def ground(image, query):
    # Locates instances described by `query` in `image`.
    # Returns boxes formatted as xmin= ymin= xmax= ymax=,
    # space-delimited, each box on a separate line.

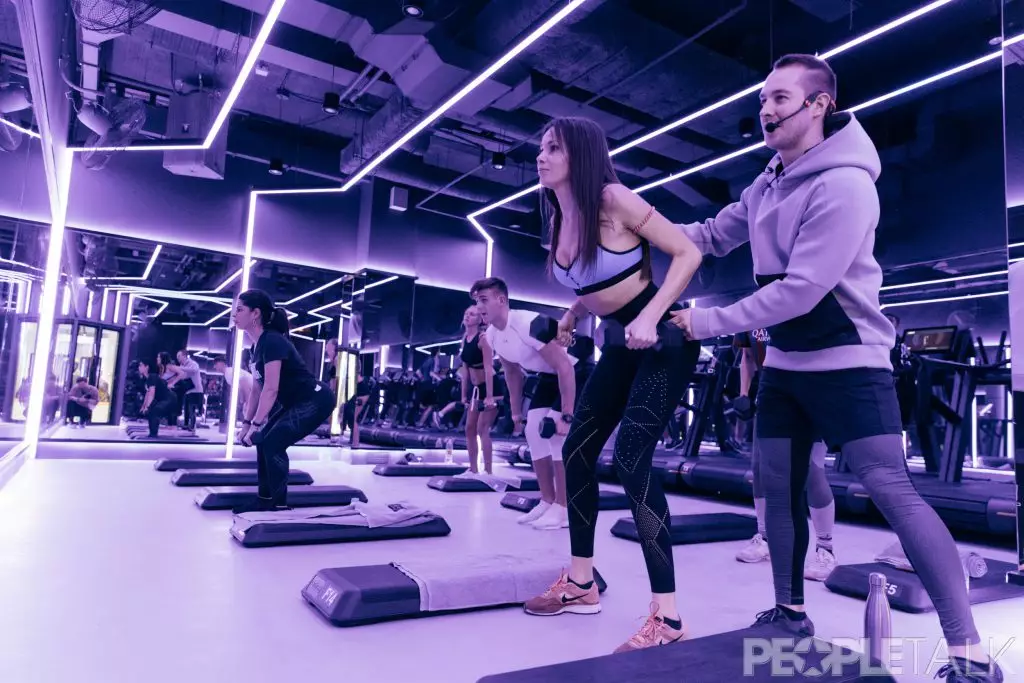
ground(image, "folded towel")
xmin=393 ymin=554 xmax=564 ymax=612
xmin=453 ymin=471 xmax=522 ymax=492
xmin=875 ymin=542 xmax=988 ymax=579
xmin=232 ymin=501 xmax=436 ymax=534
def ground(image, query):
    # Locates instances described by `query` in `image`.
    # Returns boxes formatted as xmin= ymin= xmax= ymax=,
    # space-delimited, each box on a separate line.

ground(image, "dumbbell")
xmin=727 ymin=395 xmax=756 ymax=421
xmin=599 ymin=319 xmax=688 ymax=351
xmin=540 ymin=417 xmax=556 ymax=439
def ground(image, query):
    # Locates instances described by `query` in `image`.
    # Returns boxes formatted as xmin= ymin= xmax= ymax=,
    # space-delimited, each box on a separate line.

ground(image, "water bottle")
xmin=864 ymin=572 xmax=892 ymax=669
xmin=445 ymin=438 xmax=454 ymax=464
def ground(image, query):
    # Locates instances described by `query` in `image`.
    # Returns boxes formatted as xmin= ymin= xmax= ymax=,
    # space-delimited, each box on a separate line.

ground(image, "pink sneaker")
xmin=613 ymin=602 xmax=687 ymax=654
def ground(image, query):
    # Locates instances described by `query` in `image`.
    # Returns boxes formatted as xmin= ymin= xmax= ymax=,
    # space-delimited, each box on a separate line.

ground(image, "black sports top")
xmin=460 ymin=334 xmax=484 ymax=370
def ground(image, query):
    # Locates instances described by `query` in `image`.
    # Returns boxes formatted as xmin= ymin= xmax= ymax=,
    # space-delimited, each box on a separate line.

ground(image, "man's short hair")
xmin=75 ymin=376 xmax=87 ymax=384
xmin=773 ymin=53 xmax=837 ymax=106
xmin=470 ymin=277 xmax=509 ymax=300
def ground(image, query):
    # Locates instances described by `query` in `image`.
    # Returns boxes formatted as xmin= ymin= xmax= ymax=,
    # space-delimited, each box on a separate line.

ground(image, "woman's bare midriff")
xmin=578 ymin=270 xmax=650 ymax=318
xmin=466 ymin=367 xmax=486 ymax=388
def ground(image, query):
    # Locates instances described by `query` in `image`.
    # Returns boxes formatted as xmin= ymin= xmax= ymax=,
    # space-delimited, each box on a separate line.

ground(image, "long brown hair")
xmin=541 ymin=116 xmax=651 ymax=281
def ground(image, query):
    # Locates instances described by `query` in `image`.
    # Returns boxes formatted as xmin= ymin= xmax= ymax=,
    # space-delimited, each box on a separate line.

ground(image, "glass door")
xmin=94 ymin=328 xmax=119 ymax=424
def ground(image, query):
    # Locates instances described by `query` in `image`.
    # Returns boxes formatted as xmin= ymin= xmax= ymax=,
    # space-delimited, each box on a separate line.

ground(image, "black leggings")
xmin=256 ymin=384 xmax=336 ymax=505
xmin=563 ymin=323 xmax=700 ymax=594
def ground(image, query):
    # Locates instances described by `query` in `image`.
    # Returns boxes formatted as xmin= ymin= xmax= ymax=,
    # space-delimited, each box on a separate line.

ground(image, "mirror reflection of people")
xmin=157 ymin=352 xmax=183 ymax=429
xmin=232 ymin=289 xmax=337 ymax=514
xmin=213 ymin=356 xmax=253 ymax=422
xmin=173 ymin=350 xmax=205 ymax=433
xmin=66 ymin=377 xmax=99 ymax=428
xmin=138 ymin=360 xmax=177 ymax=439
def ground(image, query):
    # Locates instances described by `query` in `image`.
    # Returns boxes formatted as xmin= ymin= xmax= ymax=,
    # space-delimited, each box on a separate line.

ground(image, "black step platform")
xmin=373 ymin=463 xmax=468 ymax=477
xmin=171 ymin=468 xmax=313 ymax=487
xmin=232 ymin=515 xmax=450 ymax=548
xmin=825 ymin=560 xmax=1024 ymax=613
xmin=427 ymin=476 xmax=540 ymax=493
xmin=155 ymin=457 xmax=258 ymax=472
xmin=303 ymin=564 xmax=607 ymax=627
xmin=611 ymin=512 xmax=756 ymax=545
xmin=477 ymin=626 xmax=895 ymax=682
xmin=501 ymin=490 xmax=630 ymax=512
xmin=194 ymin=485 xmax=367 ymax=510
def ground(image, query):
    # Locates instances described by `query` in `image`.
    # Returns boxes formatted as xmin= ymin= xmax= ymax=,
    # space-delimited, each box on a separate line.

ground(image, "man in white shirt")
xmin=214 ymin=356 xmax=253 ymax=426
xmin=473 ymin=277 xmax=578 ymax=530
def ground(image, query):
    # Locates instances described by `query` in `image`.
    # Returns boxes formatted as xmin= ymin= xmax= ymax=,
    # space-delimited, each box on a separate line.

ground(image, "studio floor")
xmin=0 ymin=444 xmax=1020 ymax=683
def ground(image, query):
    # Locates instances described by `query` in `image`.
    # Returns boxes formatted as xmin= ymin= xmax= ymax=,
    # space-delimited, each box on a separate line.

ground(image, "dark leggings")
xmin=146 ymin=398 xmax=177 ymax=437
xmin=758 ymin=367 xmax=979 ymax=646
xmin=563 ymin=341 xmax=700 ymax=594
xmin=256 ymin=384 xmax=336 ymax=505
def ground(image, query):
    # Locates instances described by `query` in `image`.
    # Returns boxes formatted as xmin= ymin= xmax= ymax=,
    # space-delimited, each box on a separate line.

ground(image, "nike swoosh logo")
xmin=560 ymin=593 xmax=586 ymax=603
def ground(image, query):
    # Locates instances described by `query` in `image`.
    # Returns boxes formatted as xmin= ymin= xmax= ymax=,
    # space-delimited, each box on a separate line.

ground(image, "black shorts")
xmin=755 ymin=367 xmax=902 ymax=450
xmin=471 ymin=383 xmax=488 ymax=400
xmin=529 ymin=364 xmax=593 ymax=413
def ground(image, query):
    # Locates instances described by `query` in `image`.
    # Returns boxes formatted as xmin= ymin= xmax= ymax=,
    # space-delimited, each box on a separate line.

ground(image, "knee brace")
xmin=525 ymin=409 xmax=551 ymax=461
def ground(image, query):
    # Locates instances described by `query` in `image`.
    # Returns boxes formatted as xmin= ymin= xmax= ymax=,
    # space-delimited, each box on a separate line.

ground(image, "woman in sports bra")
xmin=521 ymin=116 xmax=704 ymax=654
xmin=458 ymin=305 xmax=498 ymax=474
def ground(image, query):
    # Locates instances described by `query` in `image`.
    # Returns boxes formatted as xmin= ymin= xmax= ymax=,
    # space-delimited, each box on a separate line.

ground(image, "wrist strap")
xmin=242 ymin=419 xmax=252 ymax=426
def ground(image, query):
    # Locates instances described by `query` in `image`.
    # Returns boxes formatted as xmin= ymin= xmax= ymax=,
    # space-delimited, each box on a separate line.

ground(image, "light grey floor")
xmin=0 ymin=446 xmax=1020 ymax=683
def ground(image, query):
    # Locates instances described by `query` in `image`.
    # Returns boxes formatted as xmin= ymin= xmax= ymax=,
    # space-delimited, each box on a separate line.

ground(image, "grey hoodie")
xmin=680 ymin=113 xmax=896 ymax=372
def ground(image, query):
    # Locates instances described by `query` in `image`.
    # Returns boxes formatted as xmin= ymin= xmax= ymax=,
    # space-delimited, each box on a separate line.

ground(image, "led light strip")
xmin=85 ymin=244 xmax=162 ymax=281
xmin=0 ymin=116 xmax=42 ymax=139
xmin=881 ymin=290 xmax=1008 ymax=309
xmin=339 ymin=0 xmax=590 ymax=191
xmin=415 ymin=339 xmax=463 ymax=353
xmin=24 ymin=149 xmax=74 ymax=449
xmin=468 ymin=0 xmax=960 ymax=219
xmin=66 ymin=0 xmax=288 ymax=154
xmin=880 ymin=269 xmax=1007 ymax=291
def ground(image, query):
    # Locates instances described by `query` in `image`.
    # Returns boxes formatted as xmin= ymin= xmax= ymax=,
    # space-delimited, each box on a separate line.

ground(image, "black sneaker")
xmin=751 ymin=606 xmax=815 ymax=638
xmin=936 ymin=658 xmax=1003 ymax=682
xmin=231 ymin=498 xmax=291 ymax=515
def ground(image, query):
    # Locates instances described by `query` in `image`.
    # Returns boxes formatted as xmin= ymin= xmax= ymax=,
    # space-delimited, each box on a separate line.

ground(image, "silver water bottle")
xmin=864 ymin=572 xmax=892 ymax=668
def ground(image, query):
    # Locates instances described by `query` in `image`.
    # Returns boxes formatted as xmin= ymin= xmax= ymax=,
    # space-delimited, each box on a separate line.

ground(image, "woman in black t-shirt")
xmin=137 ymin=359 xmax=178 ymax=438
xmin=232 ymin=289 xmax=337 ymax=513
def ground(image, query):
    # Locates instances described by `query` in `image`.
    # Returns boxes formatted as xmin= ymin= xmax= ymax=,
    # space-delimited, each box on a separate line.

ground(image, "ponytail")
xmin=268 ymin=307 xmax=290 ymax=334
xmin=238 ymin=289 xmax=289 ymax=334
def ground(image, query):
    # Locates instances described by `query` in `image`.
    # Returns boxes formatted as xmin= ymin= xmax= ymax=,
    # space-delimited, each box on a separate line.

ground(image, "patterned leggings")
xmin=562 ymin=341 xmax=700 ymax=593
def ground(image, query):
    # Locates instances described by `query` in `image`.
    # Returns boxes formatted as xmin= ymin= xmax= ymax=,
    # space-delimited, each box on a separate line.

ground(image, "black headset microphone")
xmin=763 ymin=91 xmax=832 ymax=133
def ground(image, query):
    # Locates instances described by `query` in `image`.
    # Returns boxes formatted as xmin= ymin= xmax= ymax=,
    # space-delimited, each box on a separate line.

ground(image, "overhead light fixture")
xmin=492 ymin=151 xmax=506 ymax=170
xmin=268 ymin=158 xmax=285 ymax=176
xmin=323 ymin=92 xmax=341 ymax=115
xmin=738 ymin=117 xmax=755 ymax=139
xmin=402 ymin=2 xmax=424 ymax=17
xmin=340 ymin=0 xmax=589 ymax=191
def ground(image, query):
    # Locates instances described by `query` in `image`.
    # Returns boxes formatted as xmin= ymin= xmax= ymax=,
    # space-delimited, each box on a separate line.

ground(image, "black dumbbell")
xmin=600 ymin=320 xmax=688 ymax=350
xmin=733 ymin=396 xmax=756 ymax=421
xmin=249 ymin=430 xmax=265 ymax=446
xmin=540 ymin=417 xmax=556 ymax=438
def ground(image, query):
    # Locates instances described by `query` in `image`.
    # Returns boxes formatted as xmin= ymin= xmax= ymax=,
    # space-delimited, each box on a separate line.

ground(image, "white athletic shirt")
xmin=485 ymin=309 xmax=575 ymax=374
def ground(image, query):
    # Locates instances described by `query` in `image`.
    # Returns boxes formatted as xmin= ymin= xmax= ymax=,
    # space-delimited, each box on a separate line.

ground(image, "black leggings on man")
xmin=758 ymin=366 xmax=979 ymax=646
xmin=256 ymin=383 xmax=336 ymax=505
xmin=563 ymin=286 xmax=701 ymax=594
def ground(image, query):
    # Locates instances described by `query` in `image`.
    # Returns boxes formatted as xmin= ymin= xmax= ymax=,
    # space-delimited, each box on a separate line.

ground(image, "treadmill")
xmin=830 ymin=328 xmax=1017 ymax=536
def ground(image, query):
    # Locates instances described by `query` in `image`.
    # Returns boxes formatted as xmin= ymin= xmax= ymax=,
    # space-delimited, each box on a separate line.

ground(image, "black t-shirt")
xmin=146 ymin=373 xmax=173 ymax=403
xmin=249 ymin=330 xmax=319 ymax=408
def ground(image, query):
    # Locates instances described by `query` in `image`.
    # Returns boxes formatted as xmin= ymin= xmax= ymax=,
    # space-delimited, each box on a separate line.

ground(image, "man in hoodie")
xmin=672 ymin=54 xmax=1000 ymax=682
